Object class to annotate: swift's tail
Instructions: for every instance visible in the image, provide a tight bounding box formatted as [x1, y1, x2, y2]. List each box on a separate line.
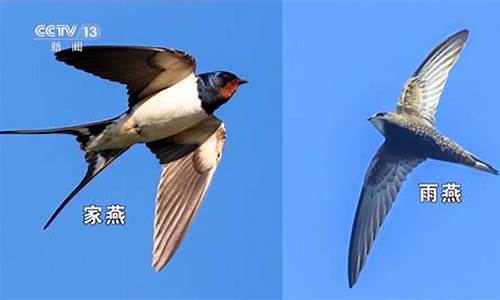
[470, 154, 498, 175]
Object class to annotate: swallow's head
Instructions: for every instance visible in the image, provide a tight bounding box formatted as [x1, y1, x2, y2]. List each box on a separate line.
[207, 71, 248, 99]
[368, 111, 394, 135]
[198, 71, 248, 114]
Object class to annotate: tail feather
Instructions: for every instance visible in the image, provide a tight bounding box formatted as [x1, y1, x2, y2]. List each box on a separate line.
[0, 117, 119, 151]
[0, 116, 131, 228]
[471, 155, 498, 175]
[43, 147, 129, 229]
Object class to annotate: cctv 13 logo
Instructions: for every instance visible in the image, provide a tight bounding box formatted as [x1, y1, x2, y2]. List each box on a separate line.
[34, 23, 101, 40]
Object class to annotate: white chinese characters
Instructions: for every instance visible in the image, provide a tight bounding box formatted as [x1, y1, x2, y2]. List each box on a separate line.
[419, 183, 438, 203]
[419, 182, 462, 204]
[83, 204, 126, 226]
[441, 182, 462, 203]
[71, 41, 83, 52]
[83, 204, 102, 225]
[105, 205, 126, 225]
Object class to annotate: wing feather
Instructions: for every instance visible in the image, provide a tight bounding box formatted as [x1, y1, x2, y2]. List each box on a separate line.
[146, 119, 226, 271]
[397, 30, 468, 125]
[55, 46, 196, 107]
[348, 143, 424, 287]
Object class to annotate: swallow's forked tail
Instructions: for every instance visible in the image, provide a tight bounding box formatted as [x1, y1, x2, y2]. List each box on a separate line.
[0, 117, 130, 229]
[470, 154, 498, 175]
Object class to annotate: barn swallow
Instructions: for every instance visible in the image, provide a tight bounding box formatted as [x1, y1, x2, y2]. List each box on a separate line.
[348, 29, 497, 287]
[0, 46, 247, 271]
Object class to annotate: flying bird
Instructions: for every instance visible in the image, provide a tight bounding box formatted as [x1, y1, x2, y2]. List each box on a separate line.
[0, 46, 247, 271]
[348, 29, 497, 287]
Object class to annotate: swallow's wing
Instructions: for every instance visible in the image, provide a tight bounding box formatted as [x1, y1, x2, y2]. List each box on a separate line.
[146, 117, 225, 271]
[55, 46, 196, 107]
[348, 143, 424, 287]
[397, 30, 468, 125]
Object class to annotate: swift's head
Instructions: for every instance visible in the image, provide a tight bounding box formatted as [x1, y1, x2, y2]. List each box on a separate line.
[368, 112, 396, 135]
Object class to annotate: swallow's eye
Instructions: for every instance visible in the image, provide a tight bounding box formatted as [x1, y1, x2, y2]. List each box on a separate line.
[222, 72, 237, 82]
[376, 112, 385, 117]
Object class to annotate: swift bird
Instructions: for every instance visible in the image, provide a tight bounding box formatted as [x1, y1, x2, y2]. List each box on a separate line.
[0, 46, 247, 271]
[348, 29, 497, 287]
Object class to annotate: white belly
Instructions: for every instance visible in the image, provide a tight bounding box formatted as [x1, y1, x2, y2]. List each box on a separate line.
[130, 73, 208, 140]
[88, 73, 209, 151]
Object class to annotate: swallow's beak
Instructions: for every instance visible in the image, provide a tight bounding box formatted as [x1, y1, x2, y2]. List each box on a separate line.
[367, 116, 373, 121]
[238, 79, 249, 85]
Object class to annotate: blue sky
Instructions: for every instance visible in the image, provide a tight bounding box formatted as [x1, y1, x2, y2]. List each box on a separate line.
[284, 1, 500, 299]
[3, 0, 500, 299]
[0, 1, 281, 299]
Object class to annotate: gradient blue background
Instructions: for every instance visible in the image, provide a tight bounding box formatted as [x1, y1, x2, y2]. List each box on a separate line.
[0, 1, 281, 299]
[284, 1, 500, 299]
